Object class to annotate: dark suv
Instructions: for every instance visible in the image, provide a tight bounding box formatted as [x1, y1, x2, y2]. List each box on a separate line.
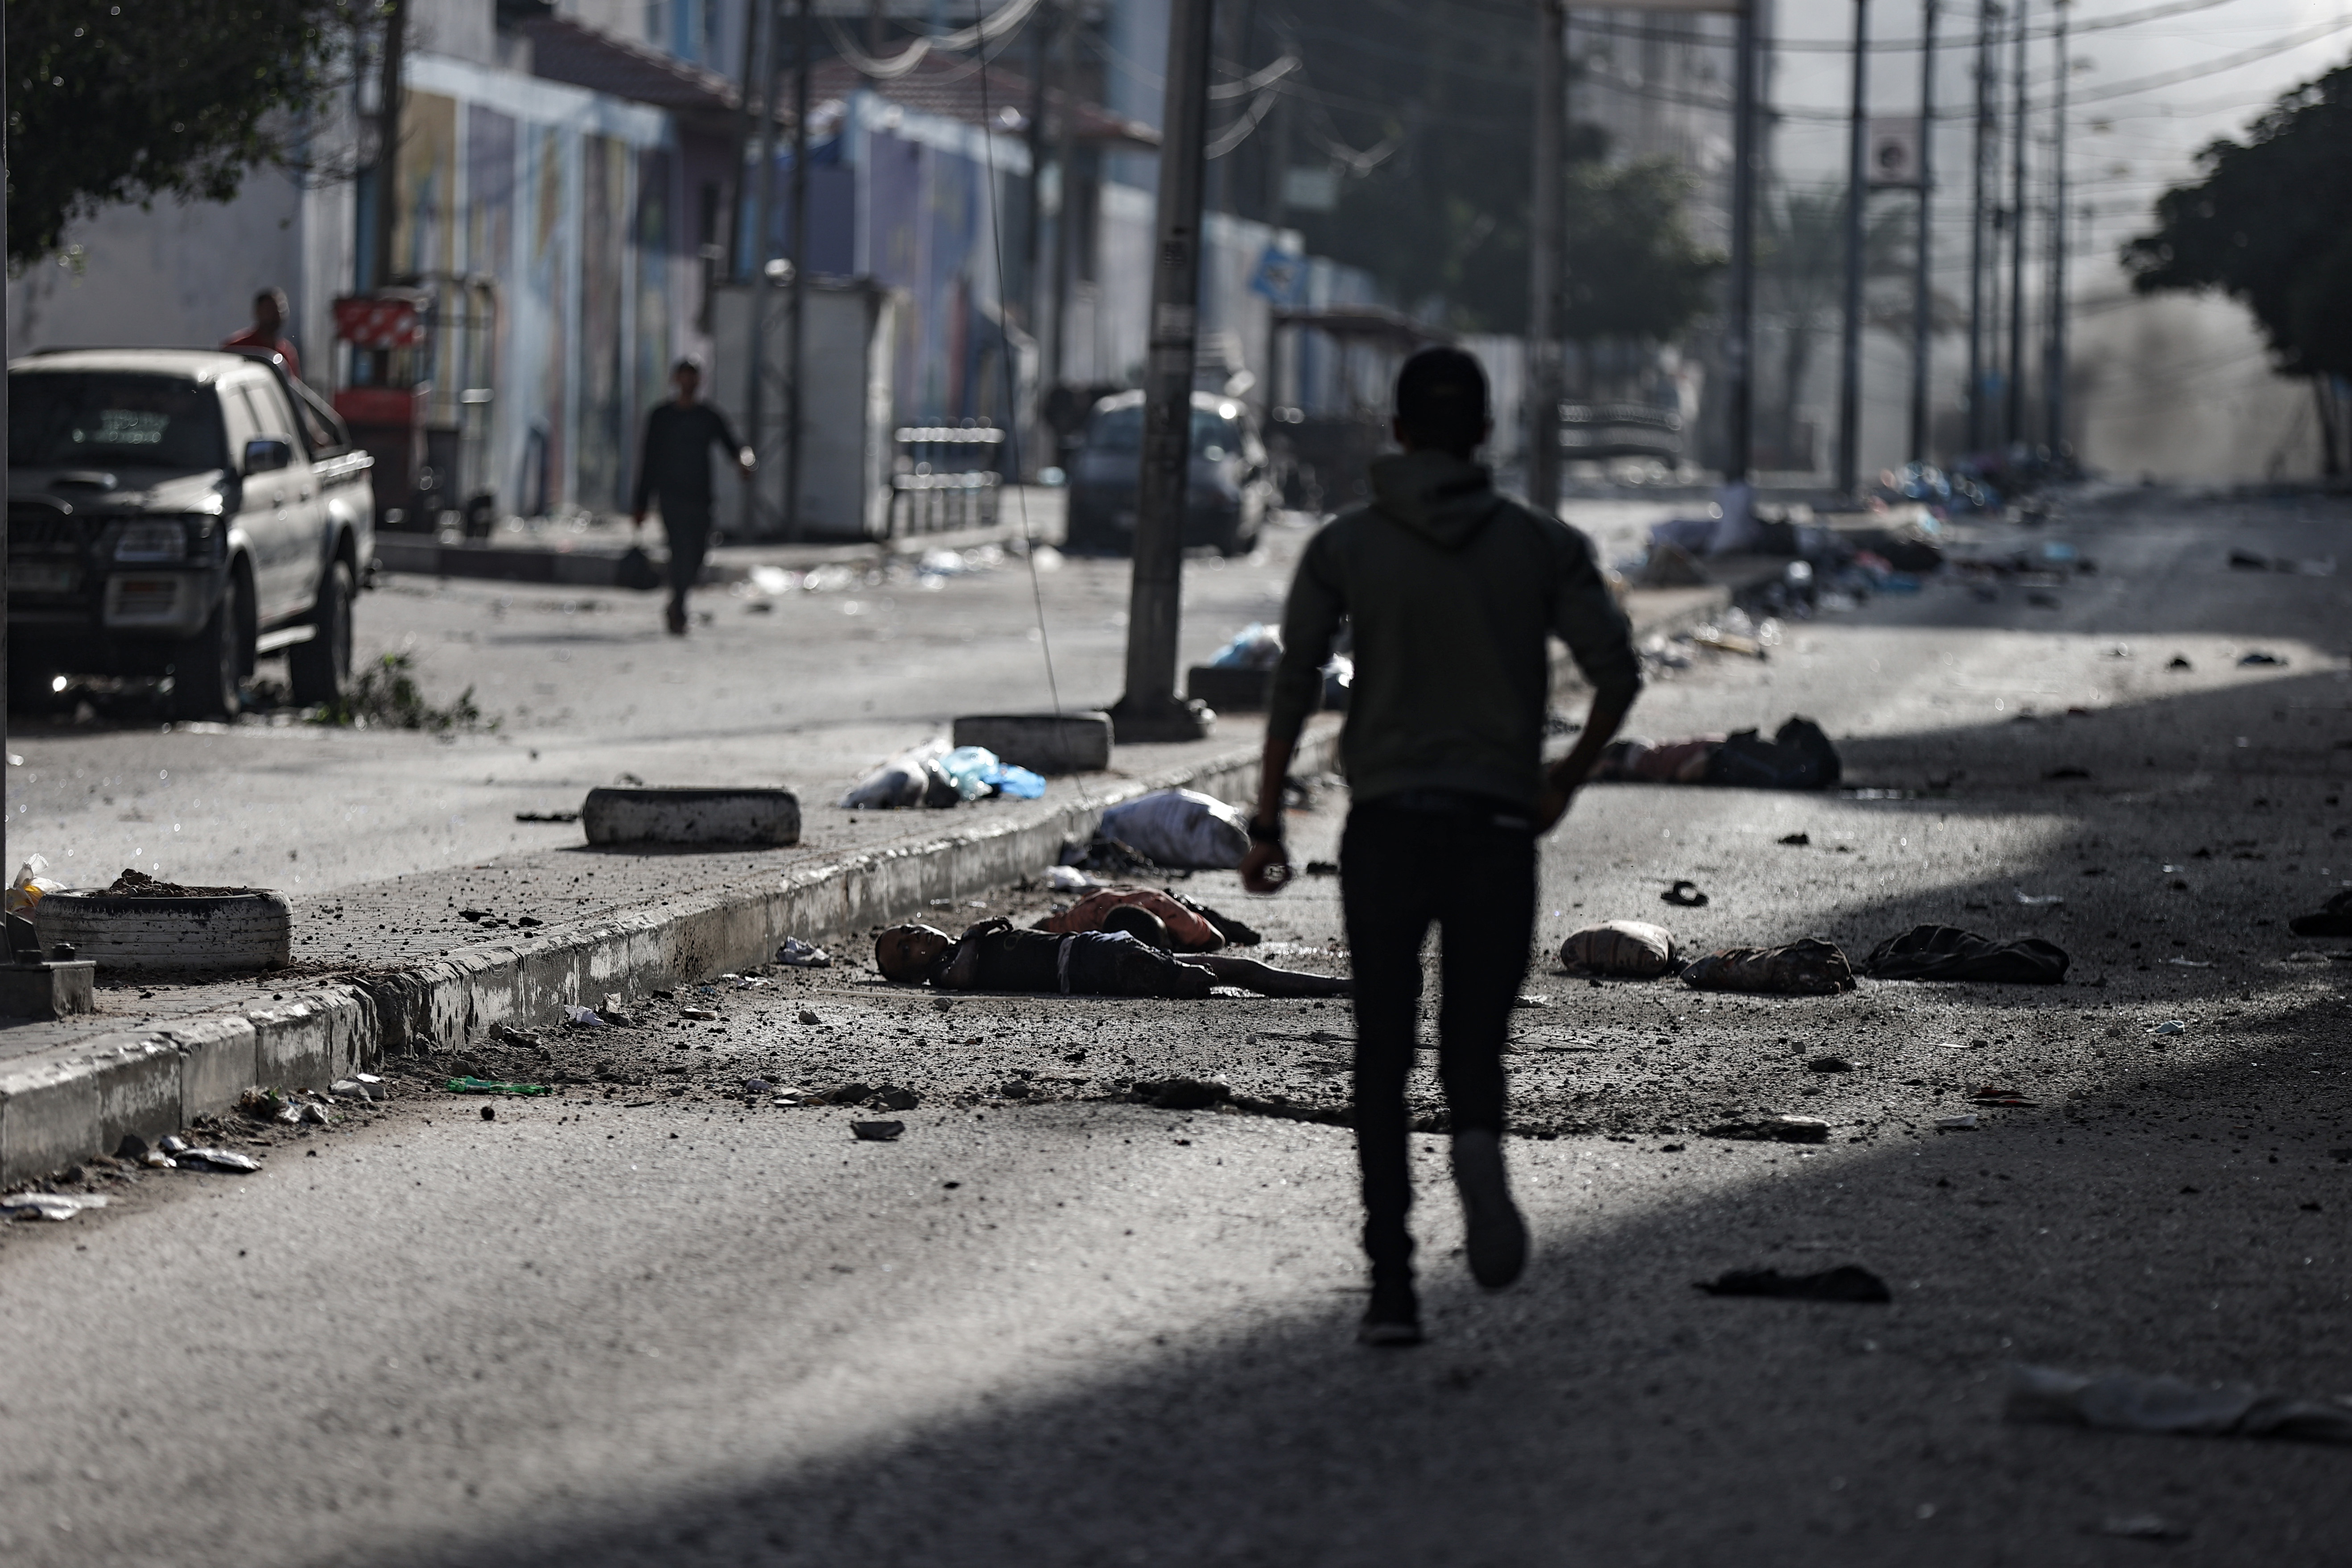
[8, 349, 375, 718]
[1064, 390, 1273, 556]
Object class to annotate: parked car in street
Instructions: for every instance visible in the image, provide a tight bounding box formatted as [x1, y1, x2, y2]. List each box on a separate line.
[7, 348, 373, 718]
[1063, 390, 1275, 557]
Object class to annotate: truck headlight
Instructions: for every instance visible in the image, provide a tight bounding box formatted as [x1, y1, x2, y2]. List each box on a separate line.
[114, 520, 189, 563]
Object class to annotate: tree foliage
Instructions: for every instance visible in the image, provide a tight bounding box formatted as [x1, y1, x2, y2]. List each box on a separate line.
[1556, 157, 1721, 346]
[6, 0, 364, 268]
[2123, 59, 2352, 378]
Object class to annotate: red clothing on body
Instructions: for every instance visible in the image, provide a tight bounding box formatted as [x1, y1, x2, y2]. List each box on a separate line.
[221, 328, 301, 382]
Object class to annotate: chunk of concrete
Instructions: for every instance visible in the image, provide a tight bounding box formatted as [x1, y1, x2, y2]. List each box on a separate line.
[0, 959, 95, 1019]
[582, 787, 802, 847]
[951, 711, 1113, 775]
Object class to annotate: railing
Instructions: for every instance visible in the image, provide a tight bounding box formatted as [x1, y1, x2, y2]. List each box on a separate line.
[887, 423, 1003, 536]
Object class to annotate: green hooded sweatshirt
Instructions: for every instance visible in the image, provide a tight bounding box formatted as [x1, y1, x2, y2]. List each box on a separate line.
[1266, 450, 1641, 811]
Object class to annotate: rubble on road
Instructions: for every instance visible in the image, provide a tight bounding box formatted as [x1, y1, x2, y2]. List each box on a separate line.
[1695, 1264, 1890, 1303]
[1703, 1114, 1831, 1144]
[1861, 925, 2071, 984]
[1682, 938, 1856, 995]
[1, 1191, 111, 1221]
[850, 1120, 905, 1142]
[2007, 1364, 2352, 1444]
[776, 937, 831, 967]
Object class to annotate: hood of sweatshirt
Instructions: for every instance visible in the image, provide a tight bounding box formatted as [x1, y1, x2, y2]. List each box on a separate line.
[1368, 450, 1508, 550]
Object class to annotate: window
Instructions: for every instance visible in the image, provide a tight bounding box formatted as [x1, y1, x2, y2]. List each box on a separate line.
[8, 372, 228, 471]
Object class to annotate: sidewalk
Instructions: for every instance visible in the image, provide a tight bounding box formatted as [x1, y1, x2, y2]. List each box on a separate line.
[0, 573, 1758, 1184]
[372, 489, 1069, 587]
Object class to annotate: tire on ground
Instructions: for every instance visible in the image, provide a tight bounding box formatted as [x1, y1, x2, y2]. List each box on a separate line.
[171, 570, 247, 721]
[289, 558, 355, 706]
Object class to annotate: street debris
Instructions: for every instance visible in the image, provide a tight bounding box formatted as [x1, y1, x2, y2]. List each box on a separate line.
[177, 1147, 262, 1172]
[1807, 1055, 1853, 1072]
[2288, 890, 2352, 937]
[2, 1191, 111, 1221]
[1592, 716, 1840, 790]
[2146, 1019, 2188, 1036]
[1695, 1264, 1890, 1303]
[2228, 548, 2335, 576]
[798, 1009, 821, 1025]
[1095, 789, 1252, 870]
[2099, 1514, 2191, 1543]
[1935, 1114, 1981, 1132]
[1778, 831, 1811, 846]
[1557, 920, 1679, 978]
[330, 1075, 386, 1101]
[1662, 879, 1710, 908]
[1703, 1114, 1831, 1144]
[1304, 860, 1340, 876]
[5, 854, 64, 912]
[1133, 1077, 1231, 1110]
[446, 1077, 552, 1096]
[776, 937, 832, 967]
[1862, 925, 2071, 984]
[2006, 1364, 2352, 1445]
[1208, 621, 1283, 670]
[1683, 938, 1857, 994]
[2165, 956, 2214, 968]
[480, 1104, 497, 1122]
[2237, 650, 2287, 667]
[2166, 654, 2193, 670]
[1969, 1085, 2038, 1106]
[850, 1120, 906, 1142]
[562, 1005, 605, 1027]
[310, 651, 496, 734]
[839, 738, 1044, 809]
[1045, 864, 1101, 893]
[680, 1007, 718, 1021]
[2014, 887, 2066, 906]
[514, 810, 581, 824]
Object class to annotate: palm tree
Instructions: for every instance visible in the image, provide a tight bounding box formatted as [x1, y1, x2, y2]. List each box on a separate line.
[1758, 186, 1920, 469]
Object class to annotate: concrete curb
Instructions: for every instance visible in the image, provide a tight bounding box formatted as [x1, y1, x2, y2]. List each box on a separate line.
[0, 726, 1328, 1184]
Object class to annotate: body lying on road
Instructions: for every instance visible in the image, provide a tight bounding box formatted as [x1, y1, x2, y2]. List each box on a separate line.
[875, 918, 1349, 999]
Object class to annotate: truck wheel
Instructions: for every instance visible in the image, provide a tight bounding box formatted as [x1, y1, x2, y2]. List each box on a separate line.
[171, 574, 245, 721]
[289, 560, 354, 706]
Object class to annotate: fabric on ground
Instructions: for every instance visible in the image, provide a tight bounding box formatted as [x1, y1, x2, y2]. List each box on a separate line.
[1862, 924, 2070, 984]
[1558, 920, 1678, 978]
[1681, 937, 1857, 994]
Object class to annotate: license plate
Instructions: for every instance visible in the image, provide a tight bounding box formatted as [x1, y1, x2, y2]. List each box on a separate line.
[10, 563, 78, 594]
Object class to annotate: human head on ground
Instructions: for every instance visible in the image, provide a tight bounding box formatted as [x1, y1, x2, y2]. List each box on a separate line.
[1391, 346, 1490, 461]
[252, 288, 289, 338]
[672, 356, 703, 405]
[875, 924, 952, 982]
[1102, 904, 1173, 950]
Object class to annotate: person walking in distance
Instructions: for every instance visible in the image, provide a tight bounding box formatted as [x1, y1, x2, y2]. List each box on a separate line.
[631, 358, 754, 635]
[1242, 347, 1642, 1347]
[222, 287, 302, 382]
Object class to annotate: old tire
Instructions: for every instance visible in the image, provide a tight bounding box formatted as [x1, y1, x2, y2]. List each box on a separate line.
[289, 559, 355, 706]
[33, 891, 293, 975]
[172, 573, 246, 721]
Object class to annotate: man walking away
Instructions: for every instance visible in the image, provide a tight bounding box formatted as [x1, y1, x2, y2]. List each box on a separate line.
[1241, 347, 1642, 1347]
[631, 358, 754, 635]
[222, 288, 302, 382]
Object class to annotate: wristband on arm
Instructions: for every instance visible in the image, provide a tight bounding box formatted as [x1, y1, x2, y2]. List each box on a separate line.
[1248, 816, 1286, 847]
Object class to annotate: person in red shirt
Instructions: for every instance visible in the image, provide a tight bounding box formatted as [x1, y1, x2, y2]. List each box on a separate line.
[221, 288, 301, 382]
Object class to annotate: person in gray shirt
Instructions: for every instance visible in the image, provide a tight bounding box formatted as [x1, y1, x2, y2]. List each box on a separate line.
[1242, 346, 1642, 1347]
[631, 358, 753, 634]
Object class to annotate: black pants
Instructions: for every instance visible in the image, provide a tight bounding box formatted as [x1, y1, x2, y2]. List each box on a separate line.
[661, 505, 712, 602]
[1340, 796, 1537, 1279]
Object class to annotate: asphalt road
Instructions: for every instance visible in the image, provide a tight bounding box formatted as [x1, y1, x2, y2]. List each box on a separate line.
[3, 484, 2350, 1565]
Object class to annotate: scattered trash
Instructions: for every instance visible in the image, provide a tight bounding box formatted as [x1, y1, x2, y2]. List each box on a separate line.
[797, 1008, 821, 1025]
[5, 854, 64, 914]
[1703, 1114, 1831, 1144]
[2007, 1364, 2352, 1444]
[1778, 832, 1811, 846]
[480, 1104, 497, 1122]
[2014, 887, 2067, 906]
[1662, 879, 1710, 908]
[2238, 651, 2287, 667]
[1557, 920, 1679, 978]
[1970, 1086, 2038, 1106]
[1208, 622, 1283, 670]
[2146, 1019, 2187, 1036]
[562, 1005, 605, 1027]
[1682, 938, 1857, 995]
[1096, 789, 1252, 871]
[1862, 926, 2070, 984]
[159, 1135, 189, 1154]
[1807, 1056, 1853, 1073]
[1045, 864, 1100, 893]
[2288, 891, 2352, 938]
[2100, 1514, 2191, 1543]
[1, 1191, 111, 1221]
[2166, 655, 2193, 670]
[773, 937, 831, 968]
[329, 1077, 383, 1101]
[1133, 1077, 1230, 1111]
[680, 1007, 718, 1021]
[446, 1077, 552, 1096]
[2165, 956, 2214, 968]
[1694, 1264, 1890, 1303]
[1935, 1114, 1980, 1132]
[937, 744, 1048, 802]
[177, 1147, 262, 1172]
[850, 1120, 906, 1142]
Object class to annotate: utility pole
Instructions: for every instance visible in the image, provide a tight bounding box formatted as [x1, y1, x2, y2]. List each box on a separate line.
[2043, 0, 2069, 459]
[1025, 2, 1053, 351]
[2005, 0, 2028, 447]
[369, 0, 408, 292]
[1724, 0, 1760, 482]
[1966, 0, 1993, 452]
[4, 2, 12, 887]
[1908, 0, 1938, 464]
[784, 0, 811, 539]
[1109, 0, 1216, 742]
[741, 0, 780, 536]
[1837, 0, 1869, 499]
[1527, 0, 1566, 514]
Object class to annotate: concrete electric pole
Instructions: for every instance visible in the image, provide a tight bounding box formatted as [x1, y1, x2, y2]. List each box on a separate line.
[1909, 0, 1938, 465]
[1109, 0, 1217, 742]
[1527, 0, 1565, 515]
[1837, 0, 1869, 499]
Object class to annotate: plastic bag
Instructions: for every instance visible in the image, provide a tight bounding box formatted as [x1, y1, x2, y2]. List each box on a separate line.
[1096, 789, 1251, 870]
[1209, 623, 1283, 670]
[5, 855, 63, 915]
[938, 745, 1047, 802]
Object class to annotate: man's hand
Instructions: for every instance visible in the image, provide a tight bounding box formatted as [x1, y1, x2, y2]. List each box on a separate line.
[1241, 839, 1292, 895]
[1537, 684, 1637, 834]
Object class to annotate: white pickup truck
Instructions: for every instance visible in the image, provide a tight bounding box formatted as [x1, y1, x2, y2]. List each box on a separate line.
[7, 348, 375, 718]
